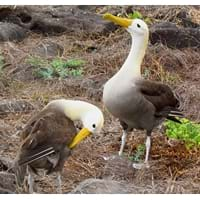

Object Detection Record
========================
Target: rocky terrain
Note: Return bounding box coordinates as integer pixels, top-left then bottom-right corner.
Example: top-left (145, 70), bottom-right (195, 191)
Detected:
top-left (0, 5), bottom-right (199, 193)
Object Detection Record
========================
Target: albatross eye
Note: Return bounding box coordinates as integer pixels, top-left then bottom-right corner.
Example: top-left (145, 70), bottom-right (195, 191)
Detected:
top-left (92, 124), bottom-right (96, 128)
top-left (137, 24), bottom-right (141, 28)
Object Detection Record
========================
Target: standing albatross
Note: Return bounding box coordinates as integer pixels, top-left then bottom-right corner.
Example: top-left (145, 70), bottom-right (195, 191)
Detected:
top-left (14, 99), bottom-right (104, 193)
top-left (102, 13), bottom-right (182, 168)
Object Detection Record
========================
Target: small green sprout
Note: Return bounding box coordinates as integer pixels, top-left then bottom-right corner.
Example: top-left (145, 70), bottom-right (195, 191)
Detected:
top-left (26, 56), bottom-right (48, 67)
top-left (64, 59), bottom-right (85, 68)
top-left (128, 144), bottom-right (145, 162)
top-left (128, 11), bottom-right (152, 24)
top-left (128, 11), bottom-right (143, 20)
top-left (0, 54), bottom-right (5, 73)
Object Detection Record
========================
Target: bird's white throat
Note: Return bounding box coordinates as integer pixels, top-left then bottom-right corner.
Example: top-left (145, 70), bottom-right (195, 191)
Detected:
top-left (114, 33), bottom-right (149, 80)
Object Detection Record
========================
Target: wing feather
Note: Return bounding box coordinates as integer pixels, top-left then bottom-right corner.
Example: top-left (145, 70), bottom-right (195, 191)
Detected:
top-left (136, 79), bottom-right (182, 120)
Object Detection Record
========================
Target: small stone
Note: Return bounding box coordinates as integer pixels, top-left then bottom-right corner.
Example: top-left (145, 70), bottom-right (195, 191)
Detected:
top-left (0, 99), bottom-right (34, 114)
top-left (32, 41), bottom-right (64, 58)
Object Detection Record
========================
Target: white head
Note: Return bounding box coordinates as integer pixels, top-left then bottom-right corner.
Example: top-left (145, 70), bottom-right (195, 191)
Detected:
top-left (46, 99), bottom-right (104, 148)
top-left (127, 19), bottom-right (149, 37)
top-left (103, 13), bottom-right (149, 38)
top-left (68, 101), bottom-right (104, 148)
top-left (82, 109), bottom-right (104, 134)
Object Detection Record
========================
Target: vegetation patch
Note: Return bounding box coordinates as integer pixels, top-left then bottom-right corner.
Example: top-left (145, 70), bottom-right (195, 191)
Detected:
top-left (128, 11), bottom-right (152, 24)
top-left (165, 118), bottom-right (200, 149)
top-left (128, 144), bottom-right (145, 162)
top-left (26, 56), bottom-right (84, 79)
top-left (0, 53), bottom-right (5, 74)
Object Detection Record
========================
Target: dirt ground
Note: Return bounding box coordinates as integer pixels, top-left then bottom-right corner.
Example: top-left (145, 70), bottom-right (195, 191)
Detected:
top-left (0, 5), bottom-right (200, 193)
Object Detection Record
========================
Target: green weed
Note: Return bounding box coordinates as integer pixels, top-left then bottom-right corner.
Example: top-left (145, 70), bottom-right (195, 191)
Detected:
top-left (26, 56), bottom-right (84, 79)
top-left (165, 118), bottom-right (200, 149)
top-left (26, 56), bottom-right (48, 67)
top-left (128, 11), bottom-right (152, 24)
top-left (0, 54), bottom-right (5, 73)
top-left (128, 144), bottom-right (145, 162)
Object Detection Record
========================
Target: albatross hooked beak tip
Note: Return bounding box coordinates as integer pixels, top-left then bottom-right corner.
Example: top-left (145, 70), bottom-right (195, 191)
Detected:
top-left (103, 13), bottom-right (132, 28)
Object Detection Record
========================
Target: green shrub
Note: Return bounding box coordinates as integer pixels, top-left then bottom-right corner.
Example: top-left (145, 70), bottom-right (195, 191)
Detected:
top-left (26, 56), bottom-right (48, 67)
top-left (26, 56), bottom-right (84, 79)
top-left (35, 67), bottom-right (54, 79)
top-left (128, 11), bottom-right (152, 24)
top-left (164, 118), bottom-right (200, 149)
top-left (0, 54), bottom-right (5, 73)
top-left (128, 144), bottom-right (145, 162)
top-left (64, 59), bottom-right (85, 68)
top-left (128, 11), bottom-right (143, 20)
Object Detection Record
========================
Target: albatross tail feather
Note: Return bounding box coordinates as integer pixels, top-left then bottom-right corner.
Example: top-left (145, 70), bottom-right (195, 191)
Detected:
top-left (155, 107), bottom-right (183, 124)
top-left (166, 116), bottom-right (182, 123)
top-left (168, 110), bottom-right (183, 117)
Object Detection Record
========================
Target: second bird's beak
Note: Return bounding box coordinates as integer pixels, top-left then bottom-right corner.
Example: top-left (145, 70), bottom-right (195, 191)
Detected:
top-left (103, 13), bottom-right (132, 28)
top-left (69, 128), bottom-right (91, 149)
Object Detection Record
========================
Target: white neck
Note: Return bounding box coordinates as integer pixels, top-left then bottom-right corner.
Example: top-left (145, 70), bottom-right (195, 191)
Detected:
top-left (115, 33), bottom-right (148, 79)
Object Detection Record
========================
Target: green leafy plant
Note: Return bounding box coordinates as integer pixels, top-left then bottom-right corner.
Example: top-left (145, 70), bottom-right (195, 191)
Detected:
top-left (128, 11), bottom-right (143, 20)
top-left (35, 67), bottom-right (54, 79)
top-left (0, 54), bottom-right (5, 73)
top-left (50, 59), bottom-right (67, 78)
top-left (128, 11), bottom-right (152, 24)
top-left (26, 56), bottom-right (48, 67)
top-left (26, 56), bottom-right (84, 79)
top-left (128, 144), bottom-right (145, 162)
top-left (164, 118), bottom-right (200, 149)
top-left (64, 59), bottom-right (85, 68)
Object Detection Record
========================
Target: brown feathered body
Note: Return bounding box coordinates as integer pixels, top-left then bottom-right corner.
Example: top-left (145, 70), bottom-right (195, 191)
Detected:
top-left (15, 105), bottom-right (77, 186)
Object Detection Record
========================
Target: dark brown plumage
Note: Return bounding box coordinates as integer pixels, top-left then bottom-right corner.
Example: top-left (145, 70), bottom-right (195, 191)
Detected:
top-left (136, 79), bottom-right (181, 122)
top-left (14, 99), bottom-right (104, 193)
top-left (15, 106), bottom-right (76, 193)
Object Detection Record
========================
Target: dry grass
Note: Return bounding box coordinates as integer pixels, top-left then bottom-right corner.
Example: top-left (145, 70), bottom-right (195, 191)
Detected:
top-left (0, 5), bottom-right (200, 193)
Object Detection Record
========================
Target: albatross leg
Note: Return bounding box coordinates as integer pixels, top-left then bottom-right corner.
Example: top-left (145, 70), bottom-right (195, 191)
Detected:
top-left (144, 135), bottom-right (151, 168)
top-left (119, 130), bottom-right (127, 156)
top-left (27, 166), bottom-right (34, 193)
top-left (132, 131), bottom-right (151, 169)
top-left (56, 172), bottom-right (62, 194)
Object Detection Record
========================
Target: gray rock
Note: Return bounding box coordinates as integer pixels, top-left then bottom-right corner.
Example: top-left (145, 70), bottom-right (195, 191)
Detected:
top-left (0, 172), bottom-right (16, 193)
top-left (70, 178), bottom-right (132, 194)
top-left (150, 22), bottom-right (200, 48)
top-left (0, 99), bottom-right (34, 114)
top-left (0, 22), bottom-right (27, 42)
top-left (32, 41), bottom-right (64, 58)
top-left (0, 6), bottom-right (117, 39)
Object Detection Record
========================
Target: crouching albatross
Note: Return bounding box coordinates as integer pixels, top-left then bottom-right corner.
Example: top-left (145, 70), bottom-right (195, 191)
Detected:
top-left (14, 99), bottom-right (104, 193)
top-left (103, 13), bottom-right (182, 168)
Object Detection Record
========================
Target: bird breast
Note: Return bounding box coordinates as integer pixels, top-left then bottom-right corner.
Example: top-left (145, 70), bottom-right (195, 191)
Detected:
top-left (103, 77), bottom-right (138, 118)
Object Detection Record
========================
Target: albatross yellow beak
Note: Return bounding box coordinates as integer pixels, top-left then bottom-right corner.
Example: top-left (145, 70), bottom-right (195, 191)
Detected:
top-left (69, 128), bottom-right (91, 149)
top-left (103, 13), bottom-right (132, 28)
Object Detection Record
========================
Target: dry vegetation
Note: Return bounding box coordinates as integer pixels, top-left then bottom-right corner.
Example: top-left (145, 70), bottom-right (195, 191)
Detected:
top-left (0, 5), bottom-right (200, 193)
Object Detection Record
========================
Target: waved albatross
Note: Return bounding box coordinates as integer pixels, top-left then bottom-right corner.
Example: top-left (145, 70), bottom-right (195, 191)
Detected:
top-left (14, 99), bottom-right (104, 193)
top-left (103, 13), bottom-right (182, 168)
